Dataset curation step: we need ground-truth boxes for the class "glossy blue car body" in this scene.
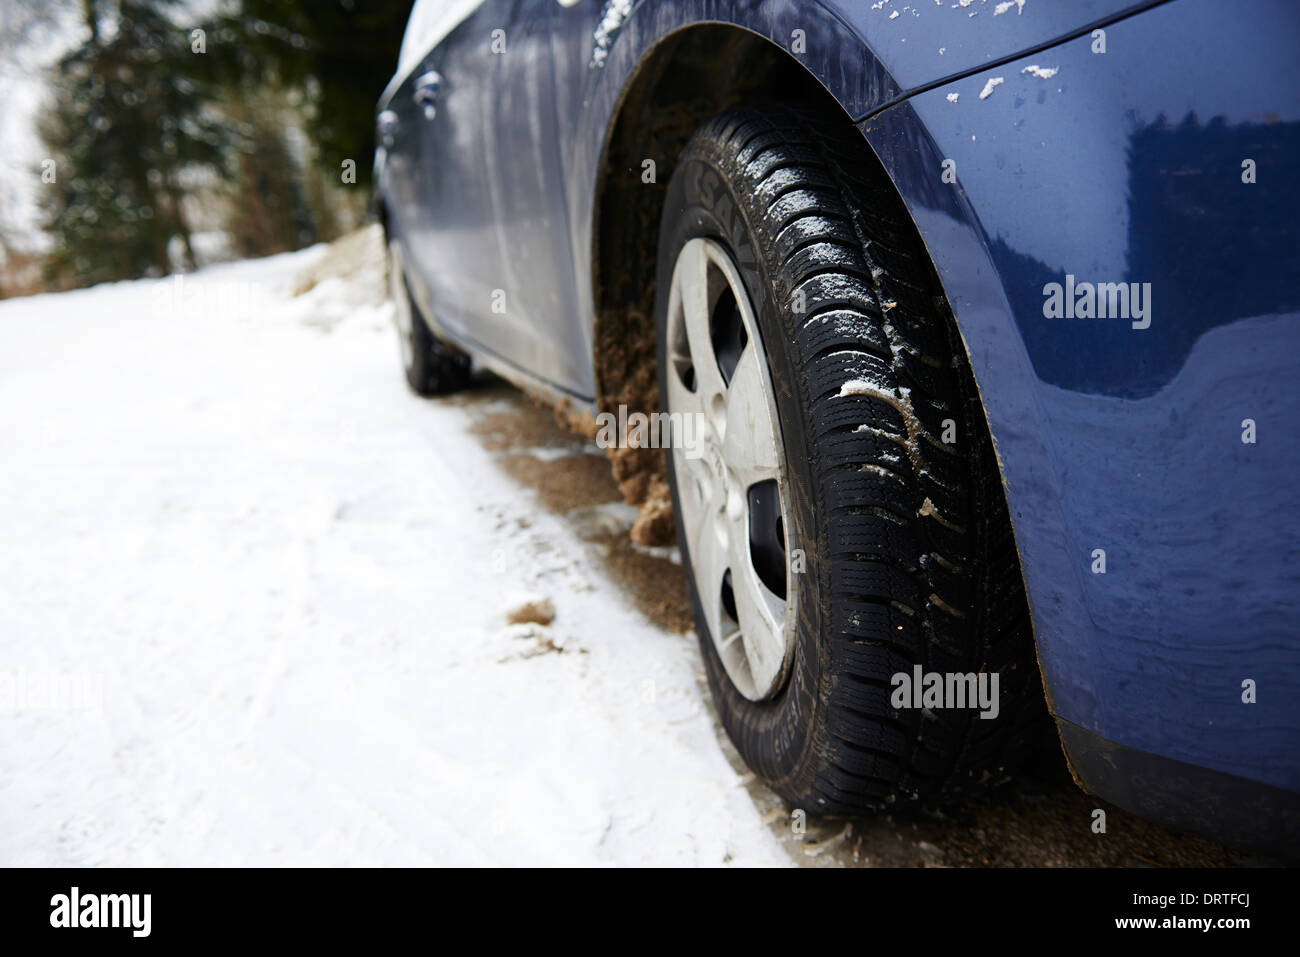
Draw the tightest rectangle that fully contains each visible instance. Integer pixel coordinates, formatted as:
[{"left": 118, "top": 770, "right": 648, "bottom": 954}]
[{"left": 376, "top": 0, "right": 1300, "bottom": 851}]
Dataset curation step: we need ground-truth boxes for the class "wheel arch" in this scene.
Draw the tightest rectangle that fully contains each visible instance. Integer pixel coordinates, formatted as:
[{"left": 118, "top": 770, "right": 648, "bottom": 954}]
[
  {"left": 587, "top": 22, "right": 897, "bottom": 533},
  {"left": 586, "top": 22, "right": 1057, "bottom": 747},
  {"left": 590, "top": 22, "right": 874, "bottom": 423}
]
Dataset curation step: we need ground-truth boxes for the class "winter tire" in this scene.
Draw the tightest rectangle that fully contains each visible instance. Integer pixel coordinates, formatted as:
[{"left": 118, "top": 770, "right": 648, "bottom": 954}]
[
  {"left": 656, "top": 105, "right": 1045, "bottom": 814},
  {"left": 387, "top": 239, "right": 471, "bottom": 396}
]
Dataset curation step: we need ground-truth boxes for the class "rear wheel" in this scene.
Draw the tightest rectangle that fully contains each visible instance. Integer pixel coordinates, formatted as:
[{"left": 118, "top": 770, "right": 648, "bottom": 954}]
[
  {"left": 386, "top": 239, "right": 470, "bottom": 396},
  {"left": 656, "top": 105, "right": 1045, "bottom": 813}
]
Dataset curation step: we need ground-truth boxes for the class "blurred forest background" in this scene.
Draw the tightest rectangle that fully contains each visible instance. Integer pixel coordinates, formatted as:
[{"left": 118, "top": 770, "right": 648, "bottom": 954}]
[{"left": 0, "top": 0, "right": 414, "bottom": 297}]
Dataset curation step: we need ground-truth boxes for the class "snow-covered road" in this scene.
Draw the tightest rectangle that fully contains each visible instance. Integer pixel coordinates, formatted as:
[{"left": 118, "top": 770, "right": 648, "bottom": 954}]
[
  {"left": 0, "top": 231, "right": 1252, "bottom": 868},
  {"left": 0, "top": 234, "right": 787, "bottom": 866}
]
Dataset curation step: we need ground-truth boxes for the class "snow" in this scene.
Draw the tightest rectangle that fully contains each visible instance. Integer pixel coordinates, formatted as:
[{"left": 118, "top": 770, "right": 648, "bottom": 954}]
[
  {"left": 590, "top": 0, "right": 633, "bottom": 68},
  {"left": 0, "top": 238, "right": 788, "bottom": 866},
  {"left": 838, "top": 378, "right": 891, "bottom": 400}
]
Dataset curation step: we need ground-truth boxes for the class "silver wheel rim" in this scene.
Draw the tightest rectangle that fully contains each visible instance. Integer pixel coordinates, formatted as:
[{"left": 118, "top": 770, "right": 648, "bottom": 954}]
[
  {"left": 387, "top": 241, "right": 415, "bottom": 369},
  {"left": 665, "top": 238, "right": 794, "bottom": 701}
]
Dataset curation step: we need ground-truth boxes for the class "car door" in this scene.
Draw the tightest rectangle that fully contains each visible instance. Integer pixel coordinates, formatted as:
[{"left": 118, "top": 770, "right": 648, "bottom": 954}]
[
  {"left": 397, "top": 1, "right": 508, "bottom": 344},
  {"left": 398, "top": 0, "right": 586, "bottom": 396},
  {"left": 469, "top": 0, "right": 587, "bottom": 393}
]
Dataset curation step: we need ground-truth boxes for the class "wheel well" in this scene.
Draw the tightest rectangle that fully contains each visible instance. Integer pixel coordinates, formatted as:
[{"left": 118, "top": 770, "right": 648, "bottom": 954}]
[{"left": 590, "top": 24, "right": 872, "bottom": 544}]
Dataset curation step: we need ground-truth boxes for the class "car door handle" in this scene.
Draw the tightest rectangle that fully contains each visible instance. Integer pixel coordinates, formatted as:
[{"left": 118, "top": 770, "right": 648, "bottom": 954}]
[{"left": 413, "top": 70, "right": 442, "bottom": 120}]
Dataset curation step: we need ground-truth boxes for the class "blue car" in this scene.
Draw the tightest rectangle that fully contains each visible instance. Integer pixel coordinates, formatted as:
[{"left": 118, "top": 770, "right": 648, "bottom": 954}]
[{"left": 374, "top": 0, "right": 1299, "bottom": 855}]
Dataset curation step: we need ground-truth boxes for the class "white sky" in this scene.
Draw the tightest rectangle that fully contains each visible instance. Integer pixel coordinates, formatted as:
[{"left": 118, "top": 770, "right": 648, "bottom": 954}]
[{"left": 0, "top": 4, "right": 85, "bottom": 252}]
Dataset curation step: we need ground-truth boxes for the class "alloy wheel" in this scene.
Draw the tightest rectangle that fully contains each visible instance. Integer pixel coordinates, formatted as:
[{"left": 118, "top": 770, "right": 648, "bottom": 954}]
[{"left": 663, "top": 238, "right": 794, "bottom": 701}]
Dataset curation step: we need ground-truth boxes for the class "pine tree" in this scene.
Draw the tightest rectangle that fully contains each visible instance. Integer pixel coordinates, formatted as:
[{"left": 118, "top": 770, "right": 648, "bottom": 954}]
[
  {"left": 40, "top": 0, "right": 230, "bottom": 286},
  {"left": 222, "top": 85, "right": 316, "bottom": 258},
  {"left": 217, "top": 0, "right": 411, "bottom": 194}
]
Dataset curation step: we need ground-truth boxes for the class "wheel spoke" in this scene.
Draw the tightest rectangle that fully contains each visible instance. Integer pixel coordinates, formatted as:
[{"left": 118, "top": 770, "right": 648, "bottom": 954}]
[
  {"left": 722, "top": 341, "right": 783, "bottom": 489},
  {"left": 664, "top": 343, "right": 705, "bottom": 424},
  {"left": 684, "top": 473, "right": 729, "bottom": 646},
  {"left": 727, "top": 520, "right": 788, "bottom": 697},
  {"left": 672, "top": 240, "right": 727, "bottom": 405}
]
